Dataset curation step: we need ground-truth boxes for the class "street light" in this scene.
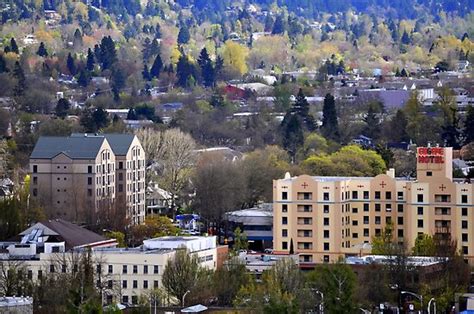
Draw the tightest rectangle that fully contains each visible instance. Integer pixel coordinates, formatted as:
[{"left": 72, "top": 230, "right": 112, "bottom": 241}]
[
  {"left": 401, "top": 291, "right": 423, "bottom": 312},
  {"left": 427, "top": 298, "right": 436, "bottom": 314},
  {"left": 182, "top": 290, "right": 190, "bottom": 307},
  {"left": 311, "top": 289, "right": 324, "bottom": 314}
]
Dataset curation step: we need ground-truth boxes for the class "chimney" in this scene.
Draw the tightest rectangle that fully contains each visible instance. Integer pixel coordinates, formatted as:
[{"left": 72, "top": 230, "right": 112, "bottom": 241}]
[{"left": 386, "top": 168, "right": 395, "bottom": 178}]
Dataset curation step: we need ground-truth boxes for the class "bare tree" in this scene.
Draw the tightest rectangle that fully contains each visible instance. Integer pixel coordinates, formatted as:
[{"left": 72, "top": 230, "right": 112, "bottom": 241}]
[{"left": 0, "top": 260, "right": 33, "bottom": 297}]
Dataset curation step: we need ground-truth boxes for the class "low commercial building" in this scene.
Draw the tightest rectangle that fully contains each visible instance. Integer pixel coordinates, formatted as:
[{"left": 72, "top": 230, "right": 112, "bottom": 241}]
[{"left": 273, "top": 146, "right": 474, "bottom": 265}]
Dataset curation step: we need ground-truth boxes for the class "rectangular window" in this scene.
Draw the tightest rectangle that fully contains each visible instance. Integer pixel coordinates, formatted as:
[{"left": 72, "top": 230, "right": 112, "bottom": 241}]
[
  {"left": 418, "top": 219, "right": 424, "bottom": 228},
  {"left": 33, "top": 188, "right": 38, "bottom": 196},
  {"left": 323, "top": 192, "right": 329, "bottom": 201},
  {"left": 463, "top": 246, "right": 468, "bottom": 255},
  {"left": 324, "top": 243, "right": 330, "bottom": 251},
  {"left": 132, "top": 296, "right": 138, "bottom": 305},
  {"left": 386, "top": 217, "right": 392, "bottom": 224},
  {"left": 462, "top": 195, "right": 468, "bottom": 204},
  {"left": 352, "top": 220, "right": 358, "bottom": 226},
  {"left": 282, "top": 204, "right": 288, "bottom": 212},
  {"left": 363, "top": 216, "right": 369, "bottom": 224},
  {"left": 154, "top": 265, "right": 159, "bottom": 274},
  {"left": 417, "top": 194, "right": 424, "bottom": 202},
  {"left": 33, "top": 176, "right": 37, "bottom": 184},
  {"left": 119, "top": 162, "right": 123, "bottom": 169},
  {"left": 282, "top": 241, "right": 288, "bottom": 250},
  {"left": 143, "top": 265, "right": 148, "bottom": 274},
  {"left": 375, "top": 216, "right": 381, "bottom": 225},
  {"left": 122, "top": 265, "right": 127, "bottom": 274},
  {"left": 427, "top": 171, "right": 432, "bottom": 176},
  {"left": 154, "top": 280, "right": 159, "bottom": 289},
  {"left": 375, "top": 191, "right": 381, "bottom": 199},
  {"left": 323, "top": 255, "right": 330, "bottom": 263},
  {"left": 363, "top": 191, "right": 369, "bottom": 199},
  {"left": 282, "top": 217, "right": 288, "bottom": 225},
  {"left": 398, "top": 217, "right": 404, "bottom": 225},
  {"left": 143, "top": 280, "right": 148, "bottom": 289},
  {"left": 462, "top": 233, "right": 468, "bottom": 242},
  {"left": 375, "top": 203, "right": 381, "bottom": 212},
  {"left": 298, "top": 192, "right": 312, "bottom": 200},
  {"left": 352, "top": 207, "right": 358, "bottom": 213},
  {"left": 62, "top": 265, "right": 66, "bottom": 273},
  {"left": 119, "top": 173, "right": 123, "bottom": 181},
  {"left": 323, "top": 205, "right": 329, "bottom": 213},
  {"left": 133, "top": 265, "right": 138, "bottom": 274},
  {"left": 386, "top": 204, "right": 392, "bottom": 211},
  {"left": 324, "top": 230, "right": 330, "bottom": 238},
  {"left": 352, "top": 233, "right": 358, "bottom": 238},
  {"left": 133, "top": 280, "right": 137, "bottom": 289},
  {"left": 397, "top": 204, "right": 404, "bottom": 212},
  {"left": 33, "top": 165, "right": 38, "bottom": 173},
  {"left": 282, "top": 229, "right": 288, "bottom": 237},
  {"left": 352, "top": 191, "right": 358, "bottom": 199},
  {"left": 108, "top": 265, "right": 113, "bottom": 274},
  {"left": 462, "top": 208, "right": 468, "bottom": 216},
  {"left": 50, "top": 265, "right": 55, "bottom": 273},
  {"left": 363, "top": 203, "right": 369, "bottom": 211},
  {"left": 282, "top": 192, "right": 288, "bottom": 200},
  {"left": 324, "top": 217, "right": 329, "bottom": 226},
  {"left": 88, "top": 165, "right": 92, "bottom": 174},
  {"left": 123, "top": 296, "right": 129, "bottom": 304},
  {"left": 398, "top": 229, "right": 404, "bottom": 238},
  {"left": 88, "top": 177, "right": 92, "bottom": 185},
  {"left": 364, "top": 229, "right": 369, "bottom": 237},
  {"left": 87, "top": 189, "right": 92, "bottom": 196},
  {"left": 397, "top": 191, "right": 403, "bottom": 200},
  {"left": 462, "top": 220, "right": 468, "bottom": 229},
  {"left": 417, "top": 207, "right": 423, "bottom": 215},
  {"left": 385, "top": 191, "right": 391, "bottom": 200}
]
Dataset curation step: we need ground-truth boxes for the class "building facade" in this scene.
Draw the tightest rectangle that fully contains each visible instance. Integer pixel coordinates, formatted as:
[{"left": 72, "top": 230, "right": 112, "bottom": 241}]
[
  {"left": 273, "top": 147, "right": 474, "bottom": 265},
  {"left": 29, "top": 134, "right": 145, "bottom": 224}
]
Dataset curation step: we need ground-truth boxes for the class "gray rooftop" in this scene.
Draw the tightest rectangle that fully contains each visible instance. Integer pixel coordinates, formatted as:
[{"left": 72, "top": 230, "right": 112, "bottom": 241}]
[
  {"left": 71, "top": 133, "right": 136, "bottom": 156},
  {"left": 30, "top": 136, "right": 106, "bottom": 159}
]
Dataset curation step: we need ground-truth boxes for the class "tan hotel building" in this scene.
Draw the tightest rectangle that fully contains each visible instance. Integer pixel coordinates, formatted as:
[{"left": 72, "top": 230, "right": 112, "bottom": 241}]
[{"left": 273, "top": 147, "right": 474, "bottom": 264}]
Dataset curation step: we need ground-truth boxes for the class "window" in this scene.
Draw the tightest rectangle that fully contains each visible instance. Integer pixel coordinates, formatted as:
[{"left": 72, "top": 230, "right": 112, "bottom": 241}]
[
  {"left": 50, "top": 265, "right": 55, "bottom": 273},
  {"left": 352, "top": 207, "right": 358, "bottom": 213},
  {"left": 33, "top": 176, "right": 37, "bottom": 184},
  {"left": 323, "top": 192, "right": 329, "bottom": 201},
  {"left": 375, "top": 203, "right": 381, "bottom": 212},
  {"left": 363, "top": 203, "right": 369, "bottom": 211},
  {"left": 107, "top": 280, "right": 113, "bottom": 289},
  {"left": 397, "top": 204, "right": 404, "bottom": 212},
  {"left": 386, "top": 217, "right": 392, "bottom": 224},
  {"left": 122, "top": 265, "right": 127, "bottom": 274},
  {"left": 88, "top": 177, "right": 92, "bottom": 185},
  {"left": 352, "top": 233, "right": 358, "bottom": 238},
  {"left": 33, "top": 165, "right": 38, "bottom": 173},
  {"left": 62, "top": 265, "right": 66, "bottom": 273},
  {"left": 398, "top": 229, "right": 404, "bottom": 238},
  {"left": 417, "top": 219, "right": 424, "bottom": 228},
  {"left": 143, "top": 280, "right": 148, "bottom": 289},
  {"left": 323, "top": 205, "right": 329, "bottom": 213},
  {"left": 323, "top": 255, "right": 330, "bottom": 263},
  {"left": 385, "top": 191, "right": 391, "bottom": 200},
  {"left": 282, "top": 204, "right": 288, "bottom": 212},
  {"left": 462, "top": 220, "right": 468, "bottom": 229},
  {"left": 282, "top": 241, "right": 288, "bottom": 250},
  {"left": 118, "top": 184, "right": 123, "bottom": 192},
  {"left": 397, "top": 191, "right": 403, "bottom": 200},
  {"left": 363, "top": 216, "right": 369, "bottom": 224},
  {"left": 299, "top": 204, "right": 312, "bottom": 212},
  {"left": 118, "top": 173, "right": 123, "bottom": 181},
  {"left": 352, "top": 191, "right": 358, "bottom": 199},
  {"left": 88, "top": 166, "right": 92, "bottom": 173},
  {"left": 462, "top": 195, "right": 468, "bottom": 204},
  {"left": 119, "top": 162, "right": 123, "bottom": 169},
  {"left": 323, "top": 243, "right": 330, "bottom": 251},
  {"left": 132, "top": 296, "right": 138, "bottom": 305},
  {"left": 462, "top": 234, "right": 468, "bottom": 242},
  {"left": 154, "top": 280, "right": 159, "bottom": 289},
  {"left": 154, "top": 265, "right": 159, "bottom": 274},
  {"left": 123, "top": 296, "right": 129, "bottom": 304},
  {"left": 463, "top": 246, "right": 468, "bottom": 255},
  {"left": 417, "top": 207, "right": 423, "bottom": 215},
  {"left": 352, "top": 220, "right": 358, "bottom": 226},
  {"left": 133, "top": 265, "right": 138, "bottom": 274},
  {"left": 375, "top": 216, "right": 381, "bottom": 225},
  {"left": 282, "top": 192, "right": 288, "bottom": 200},
  {"left": 427, "top": 171, "right": 432, "bottom": 176},
  {"left": 417, "top": 194, "right": 424, "bottom": 202},
  {"left": 363, "top": 191, "right": 369, "bottom": 199},
  {"left": 375, "top": 229, "right": 381, "bottom": 236},
  {"left": 386, "top": 204, "right": 392, "bottom": 211},
  {"left": 282, "top": 217, "right": 288, "bottom": 225},
  {"left": 33, "top": 188, "right": 37, "bottom": 197},
  {"left": 298, "top": 192, "right": 312, "bottom": 200},
  {"left": 398, "top": 217, "right": 404, "bottom": 225},
  {"left": 133, "top": 280, "right": 138, "bottom": 289},
  {"left": 462, "top": 208, "right": 468, "bottom": 216},
  {"left": 375, "top": 191, "right": 381, "bottom": 199},
  {"left": 364, "top": 229, "right": 369, "bottom": 237},
  {"left": 324, "top": 217, "right": 329, "bottom": 226},
  {"left": 38, "top": 270, "right": 42, "bottom": 280},
  {"left": 87, "top": 189, "right": 92, "bottom": 196},
  {"left": 108, "top": 265, "right": 113, "bottom": 274},
  {"left": 143, "top": 265, "right": 148, "bottom": 274},
  {"left": 324, "top": 230, "right": 330, "bottom": 238},
  {"left": 302, "top": 255, "right": 313, "bottom": 262},
  {"left": 282, "top": 229, "right": 288, "bottom": 237}
]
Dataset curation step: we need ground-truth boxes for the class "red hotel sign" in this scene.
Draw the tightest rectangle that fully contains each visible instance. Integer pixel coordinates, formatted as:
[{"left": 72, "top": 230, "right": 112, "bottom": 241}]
[{"left": 417, "top": 147, "right": 444, "bottom": 163}]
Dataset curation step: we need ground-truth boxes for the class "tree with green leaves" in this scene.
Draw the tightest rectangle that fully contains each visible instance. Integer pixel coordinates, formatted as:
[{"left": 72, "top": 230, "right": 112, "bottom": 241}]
[
  {"left": 464, "top": 105, "right": 474, "bottom": 144},
  {"left": 412, "top": 233, "right": 436, "bottom": 256},
  {"left": 292, "top": 88, "right": 316, "bottom": 131},
  {"left": 36, "top": 42, "right": 48, "bottom": 57},
  {"left": 55, "top": 98, "right": 71, "bottom": 119},
  {"left": 176, "top": 54, "right": 195, "bottom": 88},
  {"left": 321, "top": 93, "right": 339, "bottom": 141},
  {"left": 150, "top": 54, "right": 163, "bottom": 79},
  {"left": 198, "top": 48, "right": 215, "bottom": 87},
  {"left": 280, "top": 113, "right": 304, "bottom": 161},
  {"left": 177, "top": 25, "right": 191, "bottom": 45},
  {"left": 363, "top": 102, "right": 381, "bottom": 139},
  {"left": 13, "top": 61, "right": 26, "bottom": 96},
  {"left": 272, "top": 14, "right": 286, "bottom": 35},
  {"left": 111, "top": 68, "right": 126, "bottom": 101},
  {"left": 437, "top": 87, "right": 461, "bottom": 148},
  {"left": 386, "top": 109, "right": 409, "bottom": 142},
  {"left": 99, "top": 36, "right": 117, "bottom": 70},
  {"left": 232, "top": 227, "right": 248, "bottom": 253}
]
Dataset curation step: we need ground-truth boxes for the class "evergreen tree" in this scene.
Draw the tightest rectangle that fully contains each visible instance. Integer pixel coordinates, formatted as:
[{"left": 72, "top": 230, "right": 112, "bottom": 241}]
[
  {"left": 55, "top": 98, "right": 71, "bottom": 118},
  {"left": 37, "top": 42, "right": 48, "bottom": 57},
  {"left": 177, "top": 25, "right": 190, "bottom": 45},
  {"left": 99, "top": 36, "right": 117, "bottom": 70},
  {"left": 73, "top": 28, "right": 83, "bottom": 47},
  {"left": 176, "top": 54, "right": 194, "bottom": 88},
  {"left": 150, "top": 38, "right": 160, "bottom": 56},
  {"left": 272, "top": 14, "right": 286, "bottom": 35},
  {"left": 0, "top": 54, "right": 7, "bottom": 73},
  {"left": 127, "top": 108, "right": 137, "bottom": 120},
  {"left": 400, "top": 68, "right": 408, "bottom": 77},
  {"left": 86, "top": 48, "right": 95, "bottom": 72},
  {"left": 77, "top": 69, "right": 90, "bottom": 87},
  {"left": 66, "top": 53, "right": 76, "bottom": 75},
  {"left": 363, "top": 103, "right": 381, "bottom": 139},
  {"left": 155, "top": 23, "right": 162, "bottom": 39},
  {"left": 280, "top": 113, "right": 304, "bottom": 161},
  {"left": 292, "top": 88, "right": 315, "bottom": 131},
  {"left": 264, "top": 14, "right": 274, "bottom": 32},
  {"left": 389, "top": 110, "right": 409, "bottom": 142},
  {"left": 13, "top": 61, "right": 26, "bottom": 96},
  {"left": 10, "top": 38, "right": 19, "bottom": 54},
  {"left": 464, "top": 105, "right": 474, "bottom": 144},
  {"left": 142, "top": 64, "right": 151, "bottom": 81},
  {"left": 321, "top": 93, "right": 339, "bottom": 141},
  {"left": 401, "top": 31, "right": 411, "bottom": 45},
  {"left": 142, "top": 37, "right": 152, "bottom": 62},
  {"left": 198, "top": 48, "right": 215, "bottom": 87},
  {"left": 150, "top": 54, "right": 163, "bottom": 78},
  {"left": 111, "top": 68, "right": 126, "bottom": 101}
]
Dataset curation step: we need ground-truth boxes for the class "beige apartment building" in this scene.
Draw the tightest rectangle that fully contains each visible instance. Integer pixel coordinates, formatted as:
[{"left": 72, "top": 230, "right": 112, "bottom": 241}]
[
  {"left": 273, "top": 147, "right": 474, "bottom": 265},
  {"left": 29, "top": 134, "right": 145, "bottom": 224}
]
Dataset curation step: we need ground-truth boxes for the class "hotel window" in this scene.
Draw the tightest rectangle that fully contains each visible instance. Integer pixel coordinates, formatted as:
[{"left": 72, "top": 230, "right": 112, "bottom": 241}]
[
  {"left": 417, "top": 219, "right": 424, "bottom": 228},
  {"left": 463, "top": 246, "right": 468, "bottom": 255},
  {"left": 385, "top": 191, "right": 391, "bottom": 200},
  {"left": 119, "top": 173, "right": 123, "bottom": 181},
  {"left": 398, "top": 217, "right": 404, "bottom": 225},
  {"left": 33, "top": 165, "right": 38, "bottom": 173},
  {"left": 133, "top": 280, "right": 137, "bottom": 289},
  {"left": 417, "top": 207, "right": 423, "bottom": 215},
  {"left": 154, "top": 281, "right": 159, "bottom": 289},
  {"left": 352, "top": 220, "right": 358, "bottom": 226},
  {"left": 352, "top": 191, "right": 358, "bottom": 199},
  {"left": 119, "top": 161, "right": 123, "bottom": 169},
  {"left": 375, "top": 216, "right": 381, "bottom": 225},
  {"left": 143, "top": 265, "right": 148, "bottom": 274},
  {"left": 397, "top": 204, "right": 404, "bottom": 212},
  {"left": 122, "top": 265, "right": 127, "bottom": 274},
  {"left": 108, "top": 280, "right": 113, "bottom": 289},
  {"left": 352, "top": 207, "right": 358, "bottom": 213},
  {"left": 282, "top": 192, "right": 288, "bottom": 200},
  {"left": 353, "top": 233, "right": 358, "bottom": 238},
  {"left": 462, "top": 195, "right": 468, "bottom": 204},
  {"left": 386, "top": 217, "right": 392, "bottom": 224},
  {"left": 122, "top": 296, "right": 129, "bottom": 304},
  {"left": 143, "top": 280, "right": 148, "bottom": 289},
  {"left": 386, "top": 204, "right": 392, "bottom": 211},
  {"left": 282, "top": 229, "right": 288, "bottom": 237},
  {"left": 323, "top": 205, "right": 329, "bottom": 213},
  {"left": 324, "top": 243, "right": 330, "bottom": 251},
  {"left": 462, "top": 234, "right": 468, "bottom": 242},
  {"left": 33, "top": 176, "right": 37, "bottom": 184},
  {"left": 375, "top": 191, "right": 381, "bottom": 199},
  {"left": 324, "top": 230, "right": 330, "bottom": 238},
  {"left": 324, "top": 217, "right": 329, "bottom": 226},
  {"left": 282, "top": 241, "right": 288, "bottom": 250},
  {"left": 462, "top": 208, "right": 468, "bottom": 216},
  {"left": 363, "top": 216, "right": 369, "bottom": 224},
  {"left": 88, "top": 177, "right": 92, "bottom": 185},
  {"left": 363, "top": 203, "right": 369, "bottom": 211},
  {"left": 427, "top": 171, "right": 432, "bottom": 176},
  {"left": 375, "top": 229, "right": 381, "bottom": 236},
  {"left": 323, "top": 255, "right": 330, "bottom": 263},
  {"left": 398, "top": 229, "right": 404, "bottom": 238},
  {"left": 364, "top": 229, "right": 369, "bottom": 237},
  {"left": 132, "top": 296, "right": 138, "bottom": 305},
  {"left": 302, "top": 255, "right": 313, "bottom": 262},
  {"left": 462, "top": 221, "right": 468, "bottom": 229},
  {"left": 282, "top": 204, "right": 288, "bottom": 212},
  {"left": 397, "top": 191, "right": 403, "bottom": 200},
  {"left": 375, "top": 203, "right": 381, "bottom": 212},
  {"left": 88, "top": 165, "right": 92, "bottom": 173},
  {"left": 154, "top": 265, "right": 159, "bottom": 274},
  {"left": 282, "top": 217, "right": 288, "bottom": 225},
  {"left": 108, "top": 265, "right": 113, "bottom": 274},
  {"left": 363, "top": 191, "right": 369, "bottom": 199},
  {"left": 417, "top": 194, "right": 424, "bottom": 202},
  {"left": 298, "top": 192, "right": 312, "bottom": 200},
  {"left": 323, "top": 192, "right": 329, "bottom": 201},
  {"left": 33, "top": 189, "right": 37, "bottom": 196}
]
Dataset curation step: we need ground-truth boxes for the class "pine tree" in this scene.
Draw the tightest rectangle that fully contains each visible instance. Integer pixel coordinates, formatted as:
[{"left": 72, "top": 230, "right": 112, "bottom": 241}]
[
  {"left": 13, "top": 61, "right": 26, "bottom": 96},
  {"left": 363, "top": 103, "right": 381, "bottom": 139},
  {"left": 271, "top": 14, "right": 286, "bottom": 35},
  {"left": 400, "top": 68, "right": 408, "bottom": 77},
  {"left": 177, "top": 25, "right": 190, "bottom": 45},
  {"left": 55, "top": 98, "right": 71, "bottom": 118},
  {"left": 198, "top": 48, "right": 215, "bottom": 87},
  {"left": 155, "top": 23, "right": 162, "bottom": 39},
  {"left": 86, "top": 48, "right": 95, "bottom": 72},
  {"left": 401, "top": 31, "right": 411, "bottom": 45},
  {"left": 37, "top": 42, "right": 48, "bottom": 57},
  {"left": 176, "top": 54, "right": 193, "bottom": 88},
  {"left": 321, "top": 93, "right": 339, "bottom": 141},
  {"left": 281, "top": 113, "right": 304, "bottom": 161},
  {"left": 77, "top": 69, "right": 90, "bottom": 87},
  {"left": 10, "top": 38, "right": 19, "bottom": 54},
  {"left": 150, "top": 54, "right": 163, "bottom": 78},
  {"left": 92, "top": 108, "right": 110, "bottom": 131},
  {"left": 127, "top": 108, "right": 137, "bottom": 120},
  {"left": 389, "top": 110, "right": 409, "bottom": 142},
  {"left": 142, "top": 64, "right": 151, "bottom": 81},
  {"left": 264, "top": 14, "right": 274, "bottom": 32},
  {"left": 0, "top": 54, "right": 7, "bottom": 73},
  {"left": 293, "top": 88, "right": 315, "bottom": 131},
  {"left": 99, "top": 36, "right": 117, "bottom": 70},
  {"left": 73, "top": 28, "right": 83, "bottom": 47},
  {"left": 111, "top": 68, "right": 126, "bottom": 101},
  {"left": 67, "top": 53, "right": 76, "bottom": 75},
  {"left": 464, "top": 105, "right": 474, "bottom": 144}
]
